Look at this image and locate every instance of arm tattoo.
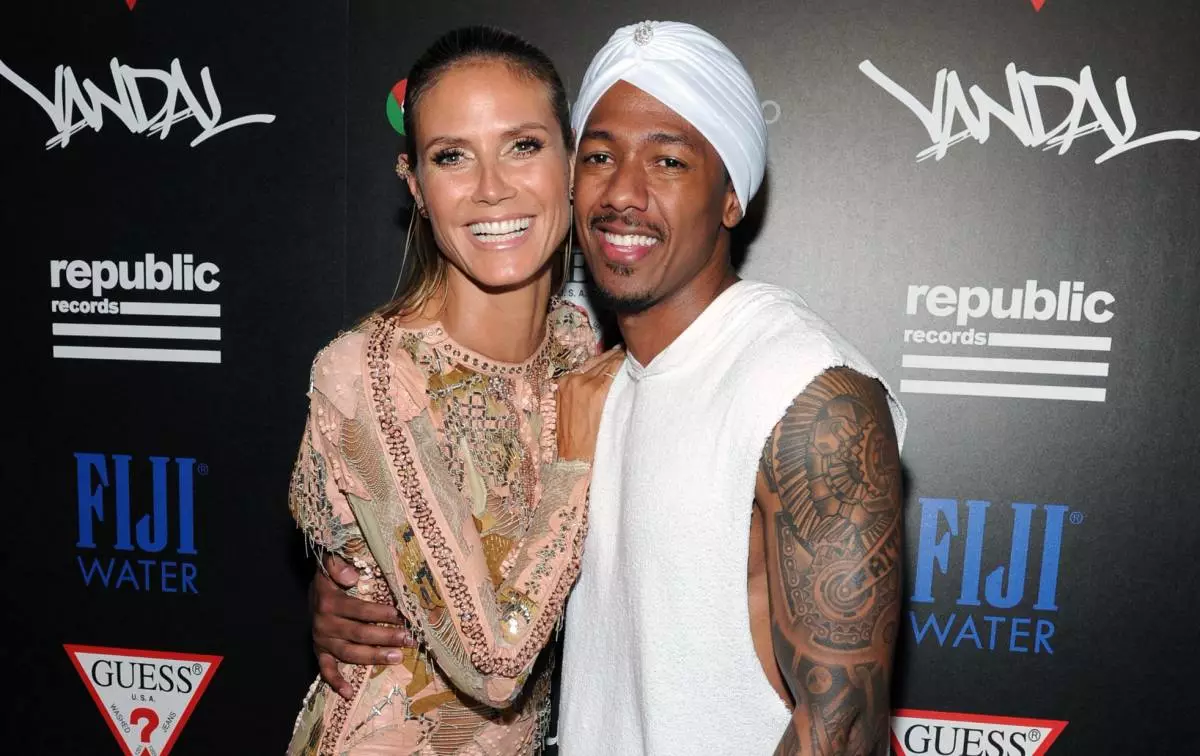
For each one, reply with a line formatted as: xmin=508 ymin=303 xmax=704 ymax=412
xmin=760 ymin=367 xmax=902 ymax=756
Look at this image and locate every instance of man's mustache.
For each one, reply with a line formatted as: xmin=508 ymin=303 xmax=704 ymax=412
xmin=587 ymin=212 xmax=666 ymax=240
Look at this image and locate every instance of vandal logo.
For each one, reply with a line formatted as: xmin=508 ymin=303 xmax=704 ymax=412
xmin=0 ymin=57 xmax=276 ymax=148
xmin=66 ymin=645 xmax=221 ymax=756
xmin=899 ymin=281 xmax=1115 ymax=402
xmin=909 ymin=498 xmax=1083 ymax=655
xmin=49 ymin=255 xmax=223 ymax=364
xmin=858 ymin=60 xmax=1200 ymax=164
xmin=75 ymin=453 xmax=205 ymax=594
xmin=891 ymin=710 xmax=1068 ymax=756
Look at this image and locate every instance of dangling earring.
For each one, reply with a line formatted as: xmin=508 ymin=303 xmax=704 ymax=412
xmin=561 ymin=187 xmax=575 ymax=290
xmin=393 ymin=152 xmax=420 ymax=301
xmin=392 ymin=203 xmax=418 ymax=301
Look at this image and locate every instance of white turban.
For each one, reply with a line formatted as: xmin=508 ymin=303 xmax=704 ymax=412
xmin=571 ymin=20 xmax=768 ymax=214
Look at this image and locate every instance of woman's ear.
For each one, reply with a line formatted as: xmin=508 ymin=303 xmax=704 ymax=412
xmin=397 ymin=153 xmax=425 ymax=214
xmin=408 ymin=174 xmax=425 ymax=215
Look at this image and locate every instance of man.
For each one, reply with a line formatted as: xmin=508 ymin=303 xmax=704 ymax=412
xmin=310 ymin=21 xmax=905 ymax=755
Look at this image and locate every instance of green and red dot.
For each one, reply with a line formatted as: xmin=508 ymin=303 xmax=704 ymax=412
xmin=387 ymin=79 xmax=407 ymax=135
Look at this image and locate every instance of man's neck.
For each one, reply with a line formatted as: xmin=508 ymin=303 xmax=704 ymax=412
xmin=618 ymin=260 xmax=738 ymax=367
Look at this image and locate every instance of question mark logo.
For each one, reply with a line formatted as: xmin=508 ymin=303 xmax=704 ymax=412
xmin=129 ymin=708 xmax=158 ymax=756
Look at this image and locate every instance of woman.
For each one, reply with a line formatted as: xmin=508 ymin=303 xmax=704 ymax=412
xmin=287 ymin=26 xmax=618 ymax=755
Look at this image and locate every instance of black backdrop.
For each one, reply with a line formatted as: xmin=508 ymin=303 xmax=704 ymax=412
xmin=3 ymin=1 xmax=1198 ymax=754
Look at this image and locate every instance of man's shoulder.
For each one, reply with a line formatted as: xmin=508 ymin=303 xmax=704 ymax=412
xmin=728 ymin=283 xmax=845 ymax=363
xmin=723 ymin=282 xmax=905 ymax=446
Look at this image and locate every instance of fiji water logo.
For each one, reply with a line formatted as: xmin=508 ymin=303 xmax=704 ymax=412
xmin=909 ymin=498 xmax=1083 ymax=654
xmin=75 ymin=453 xmax=206 ymax=594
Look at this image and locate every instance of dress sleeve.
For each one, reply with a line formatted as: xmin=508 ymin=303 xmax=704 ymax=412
xmin=288 ymin=385 xmax=364 ymax=562
xmin=355 ymin=396 xmax=589 ymax=708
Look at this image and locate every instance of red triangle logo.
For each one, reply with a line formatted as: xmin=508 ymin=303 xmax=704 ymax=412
xmin=65 ymin=645 xmax=222 ymax=756
xmin=1031 ymin=0 xmax=1046 ymax=10
xmin=126 ymin=0 xmax=138 ymax=9
xmin=892 ymin=709 xmax=1068 ymax=756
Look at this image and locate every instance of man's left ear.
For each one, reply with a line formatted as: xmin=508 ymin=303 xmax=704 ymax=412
xmin=721 ymin=183 xmax=744 ymax=229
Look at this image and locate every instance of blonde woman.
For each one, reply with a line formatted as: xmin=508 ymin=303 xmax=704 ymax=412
xmin=288 ymin=26 xmax=619 ymax=755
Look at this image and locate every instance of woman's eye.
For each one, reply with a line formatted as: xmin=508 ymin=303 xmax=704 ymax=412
xmin=433 ymin=149 xmax=465 ymax=165
xmin=513 ymin=137 xmax=544 ymax=154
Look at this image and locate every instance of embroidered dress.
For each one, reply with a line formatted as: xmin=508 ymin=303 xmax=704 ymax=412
xmin=288 ymin=300 xmax=597 ymax=755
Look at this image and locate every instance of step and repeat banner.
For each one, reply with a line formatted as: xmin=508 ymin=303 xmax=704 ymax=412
xmin=4 ymin=1 xmax=1197 ymax=754
xmin=2 ymin=1 xmax=348 ymax=754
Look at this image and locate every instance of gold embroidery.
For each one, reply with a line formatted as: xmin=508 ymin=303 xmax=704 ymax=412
xmin=394 ymin=524 xmax=445 ymax=612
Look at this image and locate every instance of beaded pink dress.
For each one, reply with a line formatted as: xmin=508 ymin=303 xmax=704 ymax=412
xmin=287 ymin=300 xmax=598 ymax=755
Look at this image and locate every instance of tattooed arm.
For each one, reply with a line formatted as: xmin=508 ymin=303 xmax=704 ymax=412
xmin=756 ymin=367 xmax=903 ymax=756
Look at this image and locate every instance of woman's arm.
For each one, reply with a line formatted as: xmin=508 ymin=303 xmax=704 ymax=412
xmin=294 ymin=330 xmax=595 ymax=708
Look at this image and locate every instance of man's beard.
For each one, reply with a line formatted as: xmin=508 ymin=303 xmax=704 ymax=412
xmin=583 ymin=211 xmax=667 ymax=314
xmin=586 ymin=265 xmax=662 ymax=315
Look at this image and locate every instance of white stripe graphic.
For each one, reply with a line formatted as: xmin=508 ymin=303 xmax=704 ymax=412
xmin=900 ymin=380 xmax=1105 ymax=402
xmin=987 ymin=332 xmax=1111 ymax=351
xmin=53 ymin=346 xmax=222 ymax=364
xmin=53 ymin=323 xmax=220 ymax=340
xmin=119 ymin=301 xmax=221 ymax=317
xmin=903 ymin=354 xmax=1109 ymax=376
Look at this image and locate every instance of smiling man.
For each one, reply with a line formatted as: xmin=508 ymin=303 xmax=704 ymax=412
xmin=556 ymin=21 xmax=908 ymax=756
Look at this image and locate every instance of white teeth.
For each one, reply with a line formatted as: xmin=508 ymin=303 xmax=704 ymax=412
xmin=473 ymin=230 xmax=525 ymax=243
xmin=469 ymin=217 xmax=532 ymax=236
xmin=603 ymin=232 xmax=658 ymax=247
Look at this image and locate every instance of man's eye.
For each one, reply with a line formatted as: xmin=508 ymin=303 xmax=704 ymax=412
xmin=583 ymin=153 xmax=611 ymax=164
